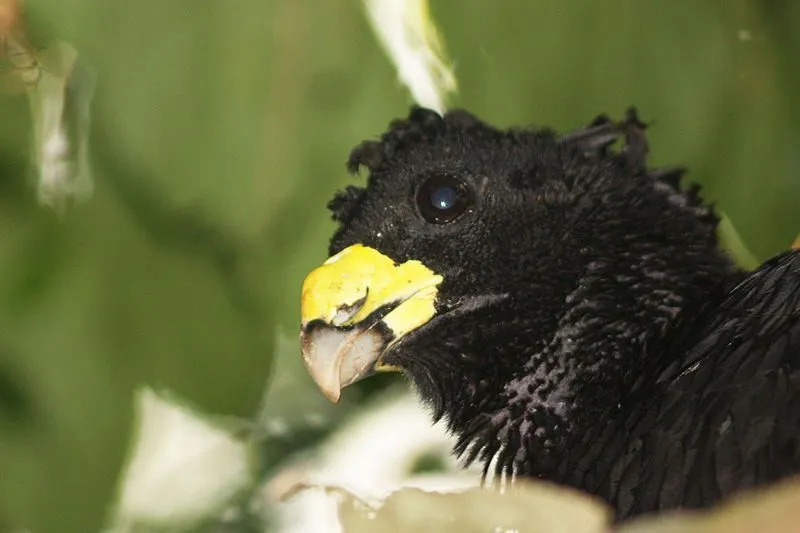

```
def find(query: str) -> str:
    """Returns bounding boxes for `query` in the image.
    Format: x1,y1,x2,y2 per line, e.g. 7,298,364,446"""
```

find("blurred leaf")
362,0,456,113
717,212,759,270
336,481,611,533
27,41,96,210
107,387,254,531
333,476,800,533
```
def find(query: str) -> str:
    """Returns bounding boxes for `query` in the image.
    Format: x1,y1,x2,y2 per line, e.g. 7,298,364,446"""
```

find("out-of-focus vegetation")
0,1,799,532
335,475,800,533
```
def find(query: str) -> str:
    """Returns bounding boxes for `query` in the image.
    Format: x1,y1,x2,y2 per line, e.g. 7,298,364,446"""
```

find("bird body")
540,250,800,517
299,107,800,519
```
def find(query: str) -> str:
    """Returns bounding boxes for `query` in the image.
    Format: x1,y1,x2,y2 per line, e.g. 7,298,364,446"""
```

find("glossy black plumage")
326,107,800,518
563,250,800,516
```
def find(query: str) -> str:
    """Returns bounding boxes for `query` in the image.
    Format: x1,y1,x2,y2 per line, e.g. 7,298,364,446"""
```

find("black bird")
299,107,800,518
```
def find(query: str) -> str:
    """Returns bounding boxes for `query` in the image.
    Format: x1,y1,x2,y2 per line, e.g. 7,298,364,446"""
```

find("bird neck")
448,246,738,482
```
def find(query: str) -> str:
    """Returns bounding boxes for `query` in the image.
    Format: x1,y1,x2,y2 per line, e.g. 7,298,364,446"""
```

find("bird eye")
415,174,473,224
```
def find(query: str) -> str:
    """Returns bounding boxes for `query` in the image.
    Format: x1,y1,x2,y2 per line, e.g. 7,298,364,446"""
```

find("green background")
1,1,798,531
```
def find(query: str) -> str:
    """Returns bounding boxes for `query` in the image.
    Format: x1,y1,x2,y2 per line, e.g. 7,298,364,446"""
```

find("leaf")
107,387,254,530
362,0,457,113
716,212,759,270
26,41,96,211
336,480,611,533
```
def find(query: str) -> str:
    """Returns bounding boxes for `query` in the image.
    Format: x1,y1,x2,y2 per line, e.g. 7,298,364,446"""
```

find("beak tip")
300,328,344,404
322,389,341,403
305,370,342,403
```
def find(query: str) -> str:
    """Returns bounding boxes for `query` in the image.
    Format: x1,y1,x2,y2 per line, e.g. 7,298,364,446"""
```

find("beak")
300,244,443,402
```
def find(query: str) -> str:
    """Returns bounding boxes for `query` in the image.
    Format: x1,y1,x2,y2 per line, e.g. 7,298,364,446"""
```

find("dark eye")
415,174,473,224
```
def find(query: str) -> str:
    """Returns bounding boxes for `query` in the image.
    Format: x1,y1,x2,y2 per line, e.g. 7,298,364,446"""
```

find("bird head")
300,107,734,471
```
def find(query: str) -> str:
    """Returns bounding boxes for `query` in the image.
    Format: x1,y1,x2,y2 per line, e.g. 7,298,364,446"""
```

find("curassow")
299,107,800,518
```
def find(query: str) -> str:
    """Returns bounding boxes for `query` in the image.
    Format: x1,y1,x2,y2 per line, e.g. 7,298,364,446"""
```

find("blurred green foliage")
0,1,799,531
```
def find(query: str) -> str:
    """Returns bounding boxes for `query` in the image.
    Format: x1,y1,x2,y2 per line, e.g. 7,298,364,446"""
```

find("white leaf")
363,0,457,113
264,392,479,533
26,41,96,212
107,387,253,529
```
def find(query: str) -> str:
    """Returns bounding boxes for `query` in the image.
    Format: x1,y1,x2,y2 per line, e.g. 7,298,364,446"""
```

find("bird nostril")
332,291,368,326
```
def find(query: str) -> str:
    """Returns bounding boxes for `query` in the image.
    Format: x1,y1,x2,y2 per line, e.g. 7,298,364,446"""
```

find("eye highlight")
415,174,473,224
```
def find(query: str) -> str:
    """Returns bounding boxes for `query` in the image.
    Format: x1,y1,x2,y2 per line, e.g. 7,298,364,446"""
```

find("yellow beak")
300,244,443,402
